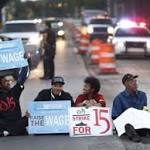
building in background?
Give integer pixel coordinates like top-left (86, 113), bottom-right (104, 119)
top-left (112, 0), bottom-right (150, 28)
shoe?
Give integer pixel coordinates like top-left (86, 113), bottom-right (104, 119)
top-left (125, 124), bottom-right (141, 142)
top-left (0, 132), bottom-right (4, 137)
top-left (40, 76), bottom-right (51, 80)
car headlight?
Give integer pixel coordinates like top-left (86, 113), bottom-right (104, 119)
top-left (116, 42), bottom-right (125, 49)
top-left (28, 35), bottom-right (41, 45)
top-left (57, 30), bottom-right (65, 36)
top-left (107, 36), bottom-right (113, 43)
top-left (81, 26), bottom-right (88, 34)
top-left (107, 26), bottom-right (114, 34)
top-left (58, 22), bottom-right (63, 27)
top-left (25, 50), bottom-right (39, 58)
top-left (87, 25), bottom-right (93, 34)
top-left (146, 43), bottom-right (150, 49)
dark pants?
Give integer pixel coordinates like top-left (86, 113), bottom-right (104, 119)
top-left (0, 116), bottom-right (28, 136)
top-left (43, 56), bottom-right (54, 79)
top-left (136, 128), bottom-right (150, 137)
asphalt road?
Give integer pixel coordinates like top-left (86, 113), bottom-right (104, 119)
top-left (1, 28), bottom-right (150, 150)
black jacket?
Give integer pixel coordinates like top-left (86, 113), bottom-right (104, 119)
top-left (0, 84), bottom-right (24, 122)
top-left (34, 88), bottom-right (74, 106)
top-left (0, 66), bottom-right (28, 122)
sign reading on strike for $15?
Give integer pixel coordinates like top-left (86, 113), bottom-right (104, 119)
top-left (69, 107), bottom-right (112, 137)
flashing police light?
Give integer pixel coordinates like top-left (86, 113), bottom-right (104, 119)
top-left (117, 19), bottom-right (147, 28)
top-left (87, 25), bottom-right (94, 34)
top-left (139, 22), bottom-right (146, 28)
top-left (117, 19), bottom-right (137, 28)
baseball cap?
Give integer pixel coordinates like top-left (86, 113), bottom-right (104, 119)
top-left (122, 73), bottom-right (138, 84)
top-left (51, 76), bottom-right (65, 85)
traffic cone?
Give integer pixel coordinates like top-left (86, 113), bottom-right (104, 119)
top-left (75, 29), bottom-right (81, 45)
top-left (79, 33), bottom-right (90, 55)
top-left (99, 43), bottom-right (117, 74)
top-left (90, 39), bottom-right (103, 64)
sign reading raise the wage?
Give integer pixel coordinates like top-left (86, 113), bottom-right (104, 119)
top-left (69, 107), bottom-right (112, 137)
top-left (28, 101), bottom-right (71, 134)
top-left (0, 39), bottom-right (28, 70)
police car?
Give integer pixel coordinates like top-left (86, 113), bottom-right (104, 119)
top-left (109, 20), bottom-right (150, 56)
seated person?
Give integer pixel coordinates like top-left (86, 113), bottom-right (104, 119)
top-left (0, 66), bottom-right (29, 136)
top-left (75, 76), bottom-right (106, 107)
top-left (34, 76), bottom-right (74, 106)
top-left (112, 73), bottom-right (149, 142)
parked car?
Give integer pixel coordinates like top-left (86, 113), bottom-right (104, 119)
top-left (109, 20), bottom-right (150, 56)
top-left (0, 19), bottom-right (43, 69)
top-left (43, 18), bottom-right (65, 39)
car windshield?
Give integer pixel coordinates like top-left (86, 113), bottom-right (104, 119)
top-left (90, 19), bottom-right (112, 24)
top-left (115, 27), bottom-right (150, 37)
top-left (3, 23), bottom-right (37, 32)
top-left (45, 20), bottom-right (60, 29)
top-left (51, 22), bottom-right (59, 29)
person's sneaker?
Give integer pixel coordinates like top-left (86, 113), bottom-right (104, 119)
top-left (125, 124), bottom-right (141, 142)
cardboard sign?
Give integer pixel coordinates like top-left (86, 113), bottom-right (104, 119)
top-left (113, 108), bottom-right (150, 136)
top-left (28, 101), bottom-right (71, 134)
top-left (69, 107), bottom-right (112, 137)
top-left (0, 39), bottom-right (28, 70)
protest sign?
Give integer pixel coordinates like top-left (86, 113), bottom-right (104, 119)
top-left (28, 101), bottom-right (71, 134)
top-left (69, 107), bottom-right (112, 137)
top-left (0, 39), bottom-right (28, 70)
top-left (113, 108), bottom-right (150, 136)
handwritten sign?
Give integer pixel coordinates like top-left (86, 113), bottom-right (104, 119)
top-left (28, 101), bottom-right (71, 134)
top-left (0, 39), bottom-right (28, 70)
top-left (69, 107), bottom-right (112, 137)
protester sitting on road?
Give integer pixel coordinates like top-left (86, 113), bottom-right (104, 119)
top-left (0, 66), bottom-right (29, 137)
top-left (112, 73), bottom-right (150, 142)
top-left (34, 76), bottom-right (74, 106)
top-left (75, 76), bottom-right (106, 108)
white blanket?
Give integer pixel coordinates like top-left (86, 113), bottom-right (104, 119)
top-left (113, 108), bottom-right (150, 136)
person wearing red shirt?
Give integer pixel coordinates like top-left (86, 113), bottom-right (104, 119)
top-left (75, 76), bottom-right (106, 107)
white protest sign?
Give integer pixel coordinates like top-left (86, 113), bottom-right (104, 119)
top-left (113, 108), bottom-right (150, 136)
top-left (69, 107), bottom-right (112, 137)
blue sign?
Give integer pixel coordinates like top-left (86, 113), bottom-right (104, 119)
top-left (0, 39), bottom-right (28, 70)
top-left (28, 101), bottom-right (71, 134)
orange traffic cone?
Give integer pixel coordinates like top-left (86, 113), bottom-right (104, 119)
top-left (79, 33), bottom-right (90, 55)
top-left (75, 29), bottom-right (81, 44)
top-left (90, 39), bottom-right (103, 64)
top-left (99, 43), bottom-right (117, 74)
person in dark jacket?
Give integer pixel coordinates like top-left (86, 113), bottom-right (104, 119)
top-left (75, 76), bottom-right (106, 108)
top-left (40, 22), bottom-right (56, 80)
top-left (0, 66), bottom-right (29, 136)
top-left (35, 76), bottom-right (74, 106)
